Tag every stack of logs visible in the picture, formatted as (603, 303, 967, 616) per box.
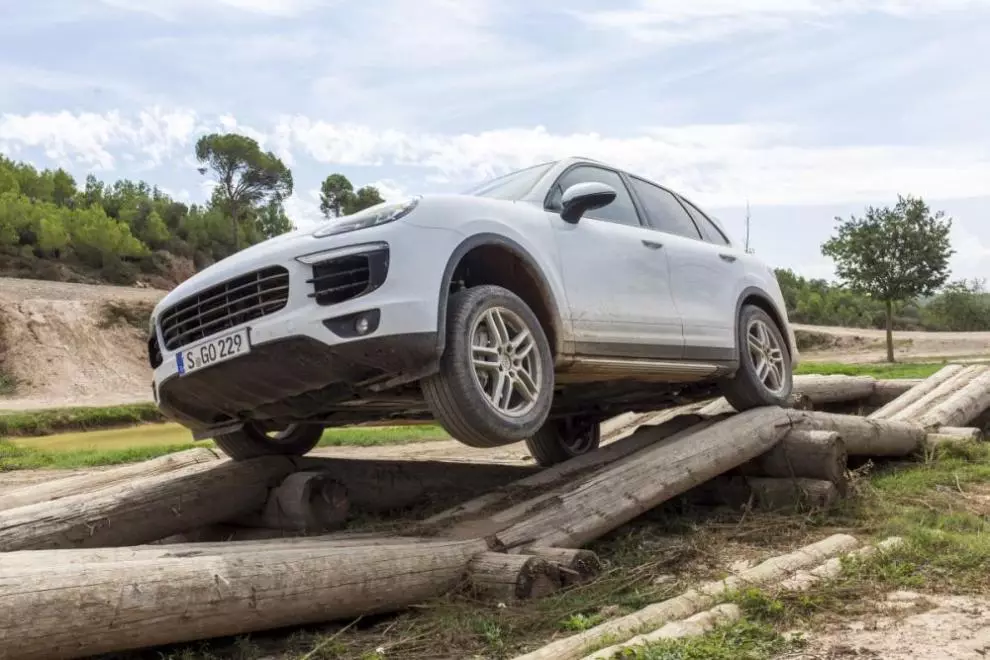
(0, 369, 988, 659)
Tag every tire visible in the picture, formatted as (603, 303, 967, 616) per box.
(718, 304, 793, 411)
(525, 416, 601, 467)
(422, 284, 555, 448)
(214, 422, 324, 461)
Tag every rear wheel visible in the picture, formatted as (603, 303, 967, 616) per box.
(525, 415, 601, 467)
(422, 285, 554, 448)
(718, 304, 793, 411)
(214, 422, 324, 461)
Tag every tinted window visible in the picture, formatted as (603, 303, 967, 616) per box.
(548, 166, 641, 227)
(465, 161, 556, 201)
(628, 178, 701, 240)
(680, 197, 730, 246)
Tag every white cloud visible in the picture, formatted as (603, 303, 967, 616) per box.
(277, 118, 990, 207)
(577, 0, 990, 43)
(3, 108, 990, 209)
(0, 108, 197, 170)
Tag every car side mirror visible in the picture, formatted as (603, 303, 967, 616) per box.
(560, 182, 617, 224)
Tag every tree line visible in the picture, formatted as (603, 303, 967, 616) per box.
(0, 132, 385, 286)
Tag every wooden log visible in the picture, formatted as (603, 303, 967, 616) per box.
(513, 533, 860, 660)
(519, 547, 602, 586)
(235, 472, 350, 532)
(745, 478, 840, 510)
(868, 364, 965, 420)
(926, 433, 977, 448)
(583, 604, 742, 660)
(917, 368, 990, 430)
(736, 430, 846, 485)
(866, 378, 925, 407)
(467, 552, 563, 601)
(492, 407, 797, 550)
(789, 374, 876, 404)
(887, 365, 986, 422)
(687, 476, 840, 511)
(292, 457, 540, 513)
(0, 538, 489, 660)
(0, 456, 296, 551)
(699, 392, 811, 417)
(0, 447, 221, 511)
(799, 411, 926, 457)
(938, 426, 985, 440)
(425, 414, 713, 529)
(0, 534, 445, 570)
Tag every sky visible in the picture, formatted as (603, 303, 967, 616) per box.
(1, 0, 989, 281)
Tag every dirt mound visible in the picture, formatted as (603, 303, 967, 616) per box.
(0, 278, 165, 411)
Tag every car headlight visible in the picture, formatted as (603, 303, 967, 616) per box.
(312, 197, 420, 238)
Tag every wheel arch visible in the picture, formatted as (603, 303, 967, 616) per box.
(734, 286, 795, 361)
(437, 233, 564, 358)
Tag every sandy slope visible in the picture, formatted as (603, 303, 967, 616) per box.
(0, 278, 165, 411)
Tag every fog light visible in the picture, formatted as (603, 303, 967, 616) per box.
(355, 316, 371, 335)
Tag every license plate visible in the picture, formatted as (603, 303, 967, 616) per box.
(176, 328, 250, 376)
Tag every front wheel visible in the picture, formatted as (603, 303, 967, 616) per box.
(213, 422, 324, 461)
(422, 285, 555, 448)
(718, 304, 793, 411)
(525, 416, 602, 467)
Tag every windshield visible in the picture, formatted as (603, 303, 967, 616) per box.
(464, 161, 556, 201)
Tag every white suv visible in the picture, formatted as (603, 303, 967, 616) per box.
(148, 157, 797, 467)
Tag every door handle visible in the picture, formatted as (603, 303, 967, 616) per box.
(719, 253, 737, 262)
(642, 240, 664, 250)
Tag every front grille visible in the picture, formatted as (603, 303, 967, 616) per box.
(309, 247, 389, 306)
(159, 266, 290, 351)
(148, 334, 162, 369)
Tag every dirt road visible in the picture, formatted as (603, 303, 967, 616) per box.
(795, 323, 990, 364)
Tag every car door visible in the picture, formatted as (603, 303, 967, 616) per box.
(546, 164, 684, 358)
(625, 176, 740, 361)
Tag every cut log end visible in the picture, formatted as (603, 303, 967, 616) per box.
(520, 547, 602, 586)
(736, 429, 847, 486)
(468, 552, 564, 601)
(237, 471, 351, 533)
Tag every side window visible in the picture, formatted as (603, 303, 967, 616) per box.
(548, 166, 641, 227)
(680, 197, 730, 246)
(628, 177, 702, 240)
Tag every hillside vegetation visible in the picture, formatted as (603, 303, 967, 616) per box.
(0, 135, 383, 289)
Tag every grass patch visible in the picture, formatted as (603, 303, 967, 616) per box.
(0, 422, 449, 470)
(0, 404, 165, 437)
(795, 361, 945, 379)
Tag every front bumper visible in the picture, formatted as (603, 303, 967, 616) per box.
(150, 221, 461, 430)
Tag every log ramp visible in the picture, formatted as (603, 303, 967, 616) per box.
(0, 370, 987, 659)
